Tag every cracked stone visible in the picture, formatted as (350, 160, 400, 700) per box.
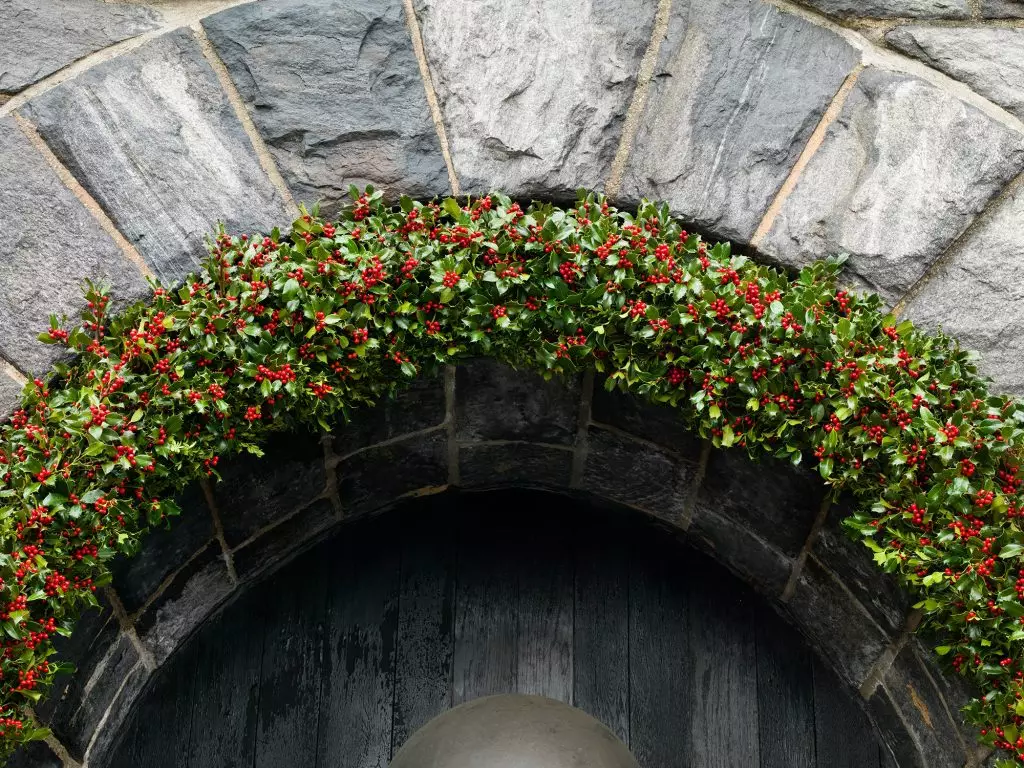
(202, 0, 450, 215)
(761, 67, 1024, 305)
(23, 28, 290, 287)
(619, 0, 858, 242)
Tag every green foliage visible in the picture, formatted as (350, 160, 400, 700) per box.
(0, 188, 1022, 761)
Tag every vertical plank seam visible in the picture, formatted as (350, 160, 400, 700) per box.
(445, 365, 460, 485)
(200, 478, 239, 584)
(12, 113, 155, 282)
(781, 493, 833, 603)
(401, 0, 460, 196)
(570, 370, 595, 488)
(677, 439, 712, 531)
(321, 432, 343, 519)
(191, 23, 300, 219)
(604, 0, 674, 198)
(749, 65, 864, 248)
(102, 585, 156, 671)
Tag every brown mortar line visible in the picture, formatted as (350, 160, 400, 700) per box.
(320, 432, 343, 518)
(402, 0, 460, 196)
(604, 0, 673, 198)
(781, 492, 833, 602)
(677, 438, 712, 531)
(0, 94, 9, 106)
(891, 167, 1024, 318)
(569, 369, 595, 488)
(82, 659, 143, 766)
(228, 490, 335, 553)
(101, 585, 157, 672)
(333, 423, 447, 465)
(588, 418, 689, 457)
(444, 365, 460, 485)
(192, 23, 300, 219)
(25, 708, 82, 768)
(12, 113, 155, 282)
(0, 358, 28, 386)
(129, 538, 217, 621)
(199, 478, 239, 584)
(859, 607, 924, 699)
(456, 438, 575, 452)
(750, 65, 864, 248)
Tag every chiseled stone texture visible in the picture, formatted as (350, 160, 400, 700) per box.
(413, 0, 657, 196)
(886, 27, 1024, 121)
(902, 182, 1024, 395)
(0, 116, 148, 373)
(0, 371, 22, 417)
(0, 0, 159, 94)
(762, 68, 1024, 304)
(202, 0, 449, 214)
(795, 0, 970, 17)
(982, 0, 1024, 16)
(619, 0, 858, 242)
(23, 28, 290, 287)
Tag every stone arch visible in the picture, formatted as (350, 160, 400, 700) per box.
(28, 360, 980, 768)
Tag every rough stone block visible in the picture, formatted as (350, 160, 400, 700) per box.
(762, 67, 1024, 305)
(0, 116, 148, 373)
(0, 371, 22, 419)
(590, 380, 703, 457)
(886, 27, 1024, 121)
(581, 426, 694, 526)
(620, 0, 859, 242)
(212, 429, 325, 548)
(202, 0, 449, 214)
(693, 449, 823, 557)
(458, 442, 573, 490)
(902, 183, 1024, 395)
(233, 498, 337, 581)
(333, 373, 446, 457)
(909, 637, 986, 758)
(111, 482, 213, 615)
(0, 0, 159, 94)
(783, 558, 889, 688)
(136, 542, 234, 664)
(796, 0, 970, 17)
(688, 507, 792, 597)
(81, 663, 148, 767)
(413, 0, 657, 196)
(455, 359, 580, 445)
(336, 431, 448, 517)
(23, 28, 291, 286)
(982, 0, 1024, 16)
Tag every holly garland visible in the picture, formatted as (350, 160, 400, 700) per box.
(1, 188, 1023, 763)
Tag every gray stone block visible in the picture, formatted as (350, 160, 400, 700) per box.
(886, 27, 1024, 121)
(81, 662, 148, 767)
(233, 498, 337, 581)
(23, 28, 291, 287)
(212, 430, 326, 548)
(982, 0, 1024, 16)
(7, 739, 61, 768)
(0, 116, 148, 373)
(202, 0, 450, 214)
(761, 67, 1024, 305)
(413, 0, 657, 196)
(902, 181, 1024, 395)
(909, 638, 985, 760)
(581, 426, 695, 526)
(620, 0, 858, 242)
(333, 373, 446, 457)
(0, 370, 22, 419)
(455, 359, 580, 446)
(459, 442, 574, 490)
(590, 381, 703, 457)
(0, 0, 159, 94)
(795, 0, 970, 16)
(688, 507, 793, 597)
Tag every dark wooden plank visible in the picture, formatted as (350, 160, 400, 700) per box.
(316, 516, 400, 768)
(452, 495, 518, 704)
(573, 508, 630, 744)
(186, 590, 265, 768)
(813, 656, 882, 768)
(253, 555, 329, 768)
(392, 501, 456, 754)
(629, 525, 691, 767)
(516, 503, 573, 703)
(756, 602, 815, 768)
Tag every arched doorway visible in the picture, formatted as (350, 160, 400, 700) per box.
(104, 489, 890, 767)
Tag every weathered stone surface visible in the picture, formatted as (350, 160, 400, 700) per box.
(910, 638, 985, 758)
(591, 380, 703, 456)
(336, 431, 448, 517)
(619, 0, 858, 242)
(136, 542, 234, 664)
(81, 663, 148, 766)
(581, 427, 694, 526)
(414, 0, 657, 196)
(459, 442, 574, 490)
(982, 0, 1024, 17)
(693, 449, 823, 557)
(202, 0, 449, 214)
(8, 739, 61, 768)
(111, 483, 214, 614)
(886, 27, 1024, 121)
(688, 507, 792, 597)
(762, 68, 1024, 304)
(784, 558, 889, 688)
(795, 0, 970, 17)
(212, 430, 325, 548)
(0, 116, 148, 373)
(23, 29, 290, 286)
(0, 0, 159, 94)
(0, 371, 22, 417)
(902, 158, 1024, 395)
(233, 498, 336, 581)
(333, 373, 446, 457)
(455, 359, 580, 446)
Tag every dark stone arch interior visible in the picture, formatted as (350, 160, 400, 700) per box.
(103, 488, 892, 768)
